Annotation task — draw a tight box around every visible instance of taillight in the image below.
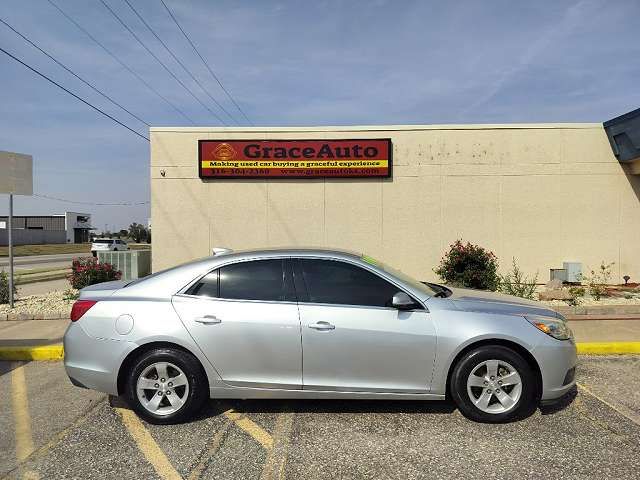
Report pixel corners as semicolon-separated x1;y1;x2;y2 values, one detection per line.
70;300;98;322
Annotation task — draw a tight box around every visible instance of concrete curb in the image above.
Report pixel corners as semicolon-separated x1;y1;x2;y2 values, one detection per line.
576;342;640;355
15;271;69;285
1;342;639;362
552;305;640;316
0;312;69;321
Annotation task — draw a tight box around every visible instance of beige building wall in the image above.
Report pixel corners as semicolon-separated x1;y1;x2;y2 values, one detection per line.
150;124;640;283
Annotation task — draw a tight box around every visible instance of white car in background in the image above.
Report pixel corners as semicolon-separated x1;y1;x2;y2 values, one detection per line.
91;238;129;256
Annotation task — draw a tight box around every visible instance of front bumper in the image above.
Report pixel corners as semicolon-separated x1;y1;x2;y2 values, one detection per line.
531;337;578;401
64;321;136;396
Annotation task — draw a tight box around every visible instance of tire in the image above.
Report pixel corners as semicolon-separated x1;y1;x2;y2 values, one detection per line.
125;347;208;424
450;345;537;423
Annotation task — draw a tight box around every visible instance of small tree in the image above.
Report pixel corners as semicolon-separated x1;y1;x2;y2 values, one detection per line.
0;271;17;304
498;258;538;299
434;240;499;291
128;222;149;243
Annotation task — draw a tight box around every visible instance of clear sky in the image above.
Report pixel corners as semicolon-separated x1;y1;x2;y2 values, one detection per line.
1;0;639;231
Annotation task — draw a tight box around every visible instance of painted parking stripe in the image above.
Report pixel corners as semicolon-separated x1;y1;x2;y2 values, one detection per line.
223;408;274;449
577;382;640;426
187;419;232;480
260;412;294;480
10;363;40;480
114;407;182;480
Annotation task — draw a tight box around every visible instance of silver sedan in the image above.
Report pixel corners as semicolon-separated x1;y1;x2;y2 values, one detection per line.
64;248;577;424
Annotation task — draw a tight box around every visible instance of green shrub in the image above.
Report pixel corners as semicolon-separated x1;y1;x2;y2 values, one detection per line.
67;257;122;290
498;258;538;299
434;240;499;291
567;286;585;306
0;270;17;304
579;261;614;301
63;288;80;301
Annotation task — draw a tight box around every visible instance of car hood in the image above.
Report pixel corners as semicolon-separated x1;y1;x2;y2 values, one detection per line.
447;286;560;318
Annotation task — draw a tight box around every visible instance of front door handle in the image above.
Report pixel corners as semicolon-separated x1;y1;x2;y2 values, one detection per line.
308;321;335;331
195;315;222;325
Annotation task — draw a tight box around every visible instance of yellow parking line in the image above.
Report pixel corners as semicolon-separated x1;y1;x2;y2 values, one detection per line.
10;363;40;480
114;407;182;480
187;419;232;480
223;408;273;449
260;412;294;480
577;382;640;426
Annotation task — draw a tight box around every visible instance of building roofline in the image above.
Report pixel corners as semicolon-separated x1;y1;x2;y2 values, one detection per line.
604;107;640;127
150;122;602;134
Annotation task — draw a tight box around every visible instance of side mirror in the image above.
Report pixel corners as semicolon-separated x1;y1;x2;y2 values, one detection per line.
391;291;418;310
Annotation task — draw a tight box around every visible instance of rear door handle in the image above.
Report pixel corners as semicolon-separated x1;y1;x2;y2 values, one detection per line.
308;321;335;331
195;315;222;325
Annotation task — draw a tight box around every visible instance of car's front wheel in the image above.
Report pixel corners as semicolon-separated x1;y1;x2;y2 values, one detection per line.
450;345;537;423
125;347;208;424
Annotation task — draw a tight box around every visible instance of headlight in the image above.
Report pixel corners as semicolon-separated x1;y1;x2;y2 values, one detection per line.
525;315;573;340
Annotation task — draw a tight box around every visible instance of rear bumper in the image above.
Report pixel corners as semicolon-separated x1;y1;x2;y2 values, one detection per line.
63;322;136;396
531;338;578;401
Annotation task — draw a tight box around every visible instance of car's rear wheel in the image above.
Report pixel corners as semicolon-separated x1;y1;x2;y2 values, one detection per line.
450;345;537;423
125;347;208;424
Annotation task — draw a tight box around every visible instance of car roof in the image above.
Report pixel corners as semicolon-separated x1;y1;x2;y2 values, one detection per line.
119;247;367;298
214;247;362;260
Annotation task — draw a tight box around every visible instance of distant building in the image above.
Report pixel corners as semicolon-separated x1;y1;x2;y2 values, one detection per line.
0;211;93;245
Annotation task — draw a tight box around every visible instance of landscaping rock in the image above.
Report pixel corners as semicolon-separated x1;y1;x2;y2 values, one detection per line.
545;278;564;290
539;289;573;301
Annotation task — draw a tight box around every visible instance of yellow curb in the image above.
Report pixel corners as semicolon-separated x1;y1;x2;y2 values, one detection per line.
0;345;64;361
576;342;640;355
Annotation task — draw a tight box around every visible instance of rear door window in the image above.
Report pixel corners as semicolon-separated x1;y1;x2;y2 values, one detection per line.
187;259;295;302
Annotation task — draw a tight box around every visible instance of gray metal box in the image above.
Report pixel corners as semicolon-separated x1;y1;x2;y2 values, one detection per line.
563;262;582;283
97;250;151;281
550;269;567;282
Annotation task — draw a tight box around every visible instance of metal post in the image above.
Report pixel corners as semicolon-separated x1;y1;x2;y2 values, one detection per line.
8;193;14;308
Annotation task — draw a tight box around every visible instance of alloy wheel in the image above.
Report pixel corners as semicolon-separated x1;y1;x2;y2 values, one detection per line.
136;361;190;416
466;359;522;414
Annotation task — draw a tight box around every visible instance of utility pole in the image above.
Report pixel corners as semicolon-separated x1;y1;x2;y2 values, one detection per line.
8;193;14;307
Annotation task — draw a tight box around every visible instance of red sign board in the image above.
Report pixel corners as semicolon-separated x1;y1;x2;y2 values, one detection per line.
199;139;392;178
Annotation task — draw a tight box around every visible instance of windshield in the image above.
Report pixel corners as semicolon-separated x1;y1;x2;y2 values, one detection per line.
361;255;442;297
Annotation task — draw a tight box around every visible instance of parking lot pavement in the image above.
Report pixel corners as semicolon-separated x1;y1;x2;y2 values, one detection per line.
1;357;639;480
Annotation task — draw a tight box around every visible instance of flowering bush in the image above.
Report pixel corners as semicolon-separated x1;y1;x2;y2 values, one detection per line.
68;257;122;290
434;240;499;291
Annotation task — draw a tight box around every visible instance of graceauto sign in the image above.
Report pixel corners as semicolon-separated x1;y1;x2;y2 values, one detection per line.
199;139;392;178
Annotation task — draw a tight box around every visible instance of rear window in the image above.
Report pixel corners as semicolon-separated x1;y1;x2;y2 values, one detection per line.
93;239;112;244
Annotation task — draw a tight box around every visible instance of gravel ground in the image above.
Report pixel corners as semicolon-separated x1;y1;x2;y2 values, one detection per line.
0;289;77;315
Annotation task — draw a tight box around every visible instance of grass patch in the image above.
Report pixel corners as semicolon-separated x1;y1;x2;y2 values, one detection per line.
0;243;151;257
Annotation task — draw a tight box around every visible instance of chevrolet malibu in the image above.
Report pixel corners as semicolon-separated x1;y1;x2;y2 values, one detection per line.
64;248;577;424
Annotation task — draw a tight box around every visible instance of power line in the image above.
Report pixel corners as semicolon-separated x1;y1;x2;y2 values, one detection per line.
160;0;253;126
98;0;227;125
33;194;149;206
0;45;149;141
0;16;149;127
124;0;240;125
46;0;195;125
